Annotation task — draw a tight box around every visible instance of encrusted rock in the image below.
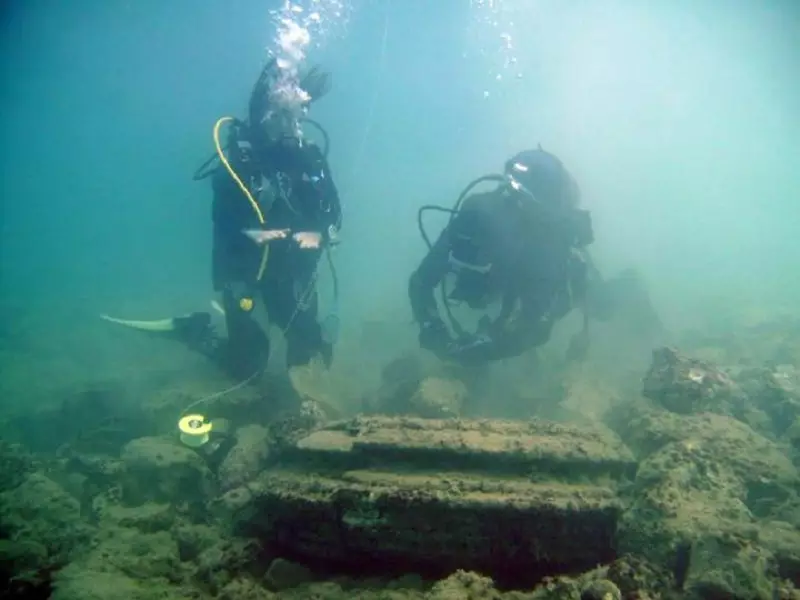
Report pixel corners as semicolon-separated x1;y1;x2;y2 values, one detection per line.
102;502;174;533
0;472;93;584
217;425;271;492
427;570;499;600
685;535;779;600
0;441;36;490
51;568;160;600
408;376;467;418
120;436;213;507
263;557;315;591
288;362;341;422
368;355;471;418
580;578;622;600
218;577;277;599
605;554;673;598
236;415;636;584
736;364;800;438
643;346;747;416
209;485;256;525
611;402;800;597
642;346;781;437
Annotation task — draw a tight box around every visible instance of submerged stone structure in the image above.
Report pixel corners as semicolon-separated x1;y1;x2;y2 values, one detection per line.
233;415;637;583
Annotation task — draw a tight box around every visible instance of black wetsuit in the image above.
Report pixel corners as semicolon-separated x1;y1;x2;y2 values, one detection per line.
210;130;342;377
409;186;594;363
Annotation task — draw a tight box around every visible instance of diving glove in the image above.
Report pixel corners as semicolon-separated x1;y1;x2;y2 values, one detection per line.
172;312;220;356
447;334;493;365
419;318;451;357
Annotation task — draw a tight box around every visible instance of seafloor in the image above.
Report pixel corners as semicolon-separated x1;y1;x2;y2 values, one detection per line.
1;304;799;599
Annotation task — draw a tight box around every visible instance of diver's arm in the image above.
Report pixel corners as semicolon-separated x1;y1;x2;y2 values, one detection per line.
309;147;343;245
211;148;255;237
321;180;342;245
581;250;615;321
409;230;451;325
564;210;610;321
468;293;555;362
209;142;269;292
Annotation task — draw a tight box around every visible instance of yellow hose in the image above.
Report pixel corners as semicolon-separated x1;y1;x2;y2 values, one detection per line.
213;116;270;281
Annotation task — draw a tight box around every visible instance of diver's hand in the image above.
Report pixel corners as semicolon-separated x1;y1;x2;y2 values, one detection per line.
293;231;322;249
242;228;290;245
447;334;493;365
419;318;451;357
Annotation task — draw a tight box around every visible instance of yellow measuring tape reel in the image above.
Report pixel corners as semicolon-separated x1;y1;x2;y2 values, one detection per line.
178;414;214;447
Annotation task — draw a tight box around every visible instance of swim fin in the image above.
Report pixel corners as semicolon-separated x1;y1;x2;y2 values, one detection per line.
101;311;220;355
100;314;177;332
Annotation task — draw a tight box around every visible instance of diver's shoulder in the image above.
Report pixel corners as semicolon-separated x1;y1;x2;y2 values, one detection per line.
461;188;506;210
299;139;327;160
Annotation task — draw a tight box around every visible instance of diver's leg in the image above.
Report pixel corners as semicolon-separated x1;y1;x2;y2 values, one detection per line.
216;285;271;379
288;289;331;368
170;312;222;358
267;274;331;369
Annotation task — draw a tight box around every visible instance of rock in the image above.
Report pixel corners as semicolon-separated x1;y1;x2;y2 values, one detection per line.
368;356;471;418
102;502;174;532
264;557;314;591
612;402;800;597
194;536;262;591
0;538;48;588
0;441;36;490
288;362;342;422
736;365;800;438
605;554;673;598
0;472;93;582
643;348;800;440
217;425;271;492
643;347;751;417
236;415;636;585
580;579;622;600
51;568;155;600
210;485;256;524
685;535;778;600
64;453;121;482
173;523;224;563
120;436;213;507
408;376;467;418
218;577;277;599
427;570;499;600
3;380;148;456
81;527;183;581
366;355;428;415
787;417;800;449
759;520;800;585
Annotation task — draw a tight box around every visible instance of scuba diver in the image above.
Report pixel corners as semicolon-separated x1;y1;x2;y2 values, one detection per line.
411;146;660;366
104;60;342;380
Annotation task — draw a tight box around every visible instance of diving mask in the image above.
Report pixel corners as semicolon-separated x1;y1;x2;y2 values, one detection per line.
506;163;542;207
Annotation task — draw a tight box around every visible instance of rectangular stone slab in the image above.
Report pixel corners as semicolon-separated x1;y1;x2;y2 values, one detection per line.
285;415;636;480
242;416;636;579
246;467;621;577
